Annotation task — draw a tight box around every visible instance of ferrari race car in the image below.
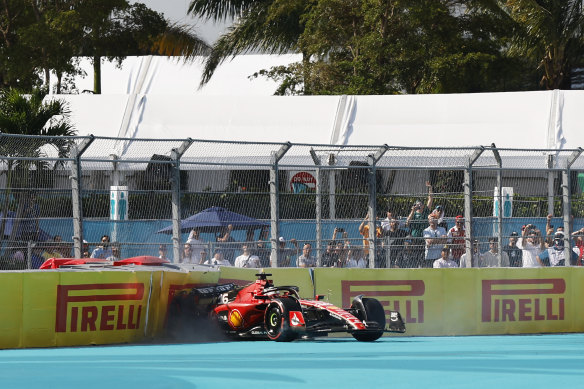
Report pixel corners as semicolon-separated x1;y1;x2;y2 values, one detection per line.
167;273;405;342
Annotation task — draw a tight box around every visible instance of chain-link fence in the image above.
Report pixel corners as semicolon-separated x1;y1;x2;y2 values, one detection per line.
1;133;583;270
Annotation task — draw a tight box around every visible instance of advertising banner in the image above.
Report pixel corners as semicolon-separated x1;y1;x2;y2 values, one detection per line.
476;268;583;335
313;267;584;336
289;171;317;193
0;273;25;349
493;186;513;217
110;185;129;221
3;266;584;349
54;271;159;347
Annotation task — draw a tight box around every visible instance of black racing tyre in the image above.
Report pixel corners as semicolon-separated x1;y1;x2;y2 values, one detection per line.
351;297;386;342
264;298;301;342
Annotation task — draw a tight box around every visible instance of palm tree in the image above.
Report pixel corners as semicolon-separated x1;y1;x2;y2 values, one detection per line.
0;88;75;242
478;0;584;89
150;23;211;60
188;0;309;92
73;1;211;94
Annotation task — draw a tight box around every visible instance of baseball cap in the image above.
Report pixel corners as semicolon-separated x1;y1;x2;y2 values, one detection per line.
278;237;285;243
554;231;565;238
510;231;518;237
455;215;464;222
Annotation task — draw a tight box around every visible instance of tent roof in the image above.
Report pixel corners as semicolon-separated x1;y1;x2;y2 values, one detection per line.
45;56;584;165
50;54;302;96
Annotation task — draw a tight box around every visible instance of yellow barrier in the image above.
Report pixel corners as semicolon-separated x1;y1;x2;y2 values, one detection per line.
313;267;584;336
2;267;584;349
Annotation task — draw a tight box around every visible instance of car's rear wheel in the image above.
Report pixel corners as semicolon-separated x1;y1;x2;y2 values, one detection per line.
351;297;386;342
264;298;301;342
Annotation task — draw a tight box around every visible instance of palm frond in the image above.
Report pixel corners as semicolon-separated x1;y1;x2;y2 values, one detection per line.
199;2;303;86
152;23;211;59
188;0;259;22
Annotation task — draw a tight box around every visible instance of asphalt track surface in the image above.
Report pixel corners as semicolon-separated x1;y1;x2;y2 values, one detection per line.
2;334;583;388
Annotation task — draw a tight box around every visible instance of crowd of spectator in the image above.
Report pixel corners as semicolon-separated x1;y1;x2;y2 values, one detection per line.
5;183;584;270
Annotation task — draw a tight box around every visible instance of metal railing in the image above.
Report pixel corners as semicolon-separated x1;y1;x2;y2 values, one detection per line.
1;133;583;269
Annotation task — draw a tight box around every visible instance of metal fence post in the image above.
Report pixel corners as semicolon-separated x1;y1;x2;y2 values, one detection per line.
70;136;94;258
563;148;583;265
171;139;194;264
367;145;388;268
548;155;555;216
328;154;336;220
465;147;484;267
270;143;291;267
492;144;503;266
310;148;322;267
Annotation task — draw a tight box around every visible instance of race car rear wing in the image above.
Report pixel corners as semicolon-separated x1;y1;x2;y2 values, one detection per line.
191;283;238;298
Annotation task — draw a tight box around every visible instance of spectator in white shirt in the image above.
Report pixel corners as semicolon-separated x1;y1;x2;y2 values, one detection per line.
186;228;206;263
423;216;447;267
480;237;510;267
517;224;544;268
433;247;458;268
345;247;367;268
460;239;481;268
234;244;261;268
205;250;231;266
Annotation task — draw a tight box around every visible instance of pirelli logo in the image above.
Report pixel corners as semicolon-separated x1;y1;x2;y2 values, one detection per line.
56;283;145;333
341;280;425;323
482;279;566;322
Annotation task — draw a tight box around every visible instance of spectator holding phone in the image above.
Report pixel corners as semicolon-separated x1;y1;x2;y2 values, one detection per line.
504;232;523;267
517;223;544;267
538;231;578;266
406;181;434;260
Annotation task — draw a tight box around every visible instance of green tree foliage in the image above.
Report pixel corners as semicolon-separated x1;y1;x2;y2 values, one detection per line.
0;1;210;93
299;0;539;94
75;1;210;94
0;87;76;240
189;0;308;89
477;0;584;89
196;0;556;94
0;0;39;90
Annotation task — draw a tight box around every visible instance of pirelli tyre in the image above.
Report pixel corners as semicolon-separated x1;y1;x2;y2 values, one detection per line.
264;298;302;342
351;297;386;342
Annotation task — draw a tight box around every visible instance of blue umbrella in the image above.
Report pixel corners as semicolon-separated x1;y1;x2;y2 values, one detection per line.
156;206;268;234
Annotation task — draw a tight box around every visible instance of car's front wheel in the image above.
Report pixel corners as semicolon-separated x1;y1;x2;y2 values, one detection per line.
351;297;386;342
264;298;301;342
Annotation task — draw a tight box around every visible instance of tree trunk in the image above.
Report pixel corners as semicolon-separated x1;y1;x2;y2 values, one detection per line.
57;72;62;94
302;51;311;95
44;67;50;88
93;56;102;94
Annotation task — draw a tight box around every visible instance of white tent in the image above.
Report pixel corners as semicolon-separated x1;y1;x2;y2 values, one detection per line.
50;56;584;153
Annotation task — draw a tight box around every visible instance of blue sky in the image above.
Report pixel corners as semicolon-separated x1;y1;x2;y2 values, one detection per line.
131;0;232;44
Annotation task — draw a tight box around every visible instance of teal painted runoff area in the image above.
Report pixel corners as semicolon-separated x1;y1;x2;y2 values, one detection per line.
2;334;583;388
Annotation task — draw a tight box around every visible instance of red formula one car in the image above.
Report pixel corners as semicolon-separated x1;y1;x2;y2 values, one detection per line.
167;273;405;342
